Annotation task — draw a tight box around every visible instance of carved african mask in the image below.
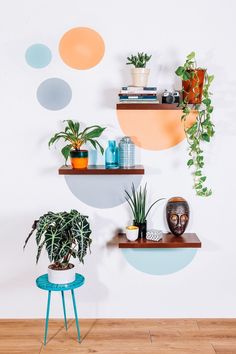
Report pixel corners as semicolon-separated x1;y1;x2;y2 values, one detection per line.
166;197;190;236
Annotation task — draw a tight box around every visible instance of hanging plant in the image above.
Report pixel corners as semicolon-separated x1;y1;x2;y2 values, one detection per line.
175;52;215;197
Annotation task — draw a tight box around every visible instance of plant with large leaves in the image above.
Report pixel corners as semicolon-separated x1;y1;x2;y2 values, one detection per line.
175;52;215;197
48;120;106;164
24;209;92;269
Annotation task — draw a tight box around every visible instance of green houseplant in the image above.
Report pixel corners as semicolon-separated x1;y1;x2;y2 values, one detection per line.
49;120;106;169
126;52;152;87
24;209;92;284
125;183;164;238
175;52;215;197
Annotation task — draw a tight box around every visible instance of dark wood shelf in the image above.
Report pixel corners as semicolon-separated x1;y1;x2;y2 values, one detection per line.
58;165;145;175
116;103;182;110
117;233;201;249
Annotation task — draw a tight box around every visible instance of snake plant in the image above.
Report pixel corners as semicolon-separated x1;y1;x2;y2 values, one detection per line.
24;210;92;269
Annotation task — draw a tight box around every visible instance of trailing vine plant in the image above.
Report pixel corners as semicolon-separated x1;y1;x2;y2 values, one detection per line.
175;52;215;197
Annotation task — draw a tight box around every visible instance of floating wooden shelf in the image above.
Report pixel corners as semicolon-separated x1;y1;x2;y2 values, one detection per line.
58;165;145;175
116;103;181;110
117;233;201;249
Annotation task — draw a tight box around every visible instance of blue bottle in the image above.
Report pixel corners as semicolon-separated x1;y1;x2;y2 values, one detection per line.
105;140;119;169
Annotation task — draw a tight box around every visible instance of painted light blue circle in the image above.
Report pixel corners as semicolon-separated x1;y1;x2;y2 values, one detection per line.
25;44;52;68
121;248;198;275
37;78;72;110
65;175;143;209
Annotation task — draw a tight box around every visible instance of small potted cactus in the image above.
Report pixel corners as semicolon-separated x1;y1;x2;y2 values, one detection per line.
126;52;152;87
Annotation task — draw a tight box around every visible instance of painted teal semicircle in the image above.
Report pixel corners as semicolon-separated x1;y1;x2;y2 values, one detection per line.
121;248;198;275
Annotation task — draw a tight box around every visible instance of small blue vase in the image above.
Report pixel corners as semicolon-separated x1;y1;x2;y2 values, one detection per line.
105;140;119;169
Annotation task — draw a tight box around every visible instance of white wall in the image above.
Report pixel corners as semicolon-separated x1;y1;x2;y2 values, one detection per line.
1;0;236;318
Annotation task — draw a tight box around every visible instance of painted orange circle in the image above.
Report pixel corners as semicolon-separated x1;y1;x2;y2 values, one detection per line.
59;27;105;70
117;110;197;150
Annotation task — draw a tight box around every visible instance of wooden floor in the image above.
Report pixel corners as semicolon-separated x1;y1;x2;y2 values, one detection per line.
1;319;236;354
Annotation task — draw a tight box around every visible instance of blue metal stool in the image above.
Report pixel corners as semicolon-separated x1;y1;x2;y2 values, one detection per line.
36;273;85;345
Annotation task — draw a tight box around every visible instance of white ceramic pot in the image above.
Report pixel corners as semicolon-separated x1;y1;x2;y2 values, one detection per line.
131;68;150;87
48;264;76;284
126;226;139;241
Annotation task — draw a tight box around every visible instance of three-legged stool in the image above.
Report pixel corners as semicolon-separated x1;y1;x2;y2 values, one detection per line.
36;273;85;345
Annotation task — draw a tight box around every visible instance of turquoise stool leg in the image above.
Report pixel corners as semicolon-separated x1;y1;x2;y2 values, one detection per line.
71;289;81;342
61;291;68;331
44;290;51;345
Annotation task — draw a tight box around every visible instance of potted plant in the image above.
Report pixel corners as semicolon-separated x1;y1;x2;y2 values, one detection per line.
175;52;215;197
49;120;106;169
23;209;92;284
126;52;152;87
125;183;164;238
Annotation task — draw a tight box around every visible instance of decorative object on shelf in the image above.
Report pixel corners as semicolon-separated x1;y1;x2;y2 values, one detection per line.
126;52;152;87
125;183;164;239
161;90;180;104
118;136;135;168
119;86;158;104
48;120;106;169
175;52;215;197
166;197;189;236
105;140;119;169
126;225;139;241
146;229;163;242
23;209;92;284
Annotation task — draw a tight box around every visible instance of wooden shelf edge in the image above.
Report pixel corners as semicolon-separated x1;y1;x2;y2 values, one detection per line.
116;103;182;110
117;233;201;249
58;165;145;175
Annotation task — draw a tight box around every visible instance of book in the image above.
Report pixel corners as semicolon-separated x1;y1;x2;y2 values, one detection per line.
119;95;157;99
118;100;160;104
122;86;157;91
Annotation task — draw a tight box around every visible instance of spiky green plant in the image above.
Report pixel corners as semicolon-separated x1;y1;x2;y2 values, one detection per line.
24;210;92;269
48;120;106;164
125;183;164;223
126;52;152;68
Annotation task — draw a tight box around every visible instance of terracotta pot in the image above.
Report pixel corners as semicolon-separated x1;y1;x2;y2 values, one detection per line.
133;220;147;239
131;68;150;87
70;150;88;169
48;263;75;284
182;69;205;104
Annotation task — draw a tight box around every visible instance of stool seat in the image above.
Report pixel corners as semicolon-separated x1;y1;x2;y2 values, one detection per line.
36;273;85;291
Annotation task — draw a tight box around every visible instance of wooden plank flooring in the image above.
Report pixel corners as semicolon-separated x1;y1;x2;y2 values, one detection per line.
0;319;236;354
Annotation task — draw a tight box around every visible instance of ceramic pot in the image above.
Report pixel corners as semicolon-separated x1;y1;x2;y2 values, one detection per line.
48;264;76;284
131;68;150;87
182;69;205;104
126;225;139;241
133;220;147;238
70;150;88;169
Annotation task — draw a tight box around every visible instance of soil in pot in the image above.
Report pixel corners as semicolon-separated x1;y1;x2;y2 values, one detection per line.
70;149;88;169
182;69;205;104
133;220;147;239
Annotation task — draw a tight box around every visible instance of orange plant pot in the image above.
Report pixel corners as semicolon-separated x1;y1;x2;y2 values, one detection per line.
70;150;88;169
182;69;205;104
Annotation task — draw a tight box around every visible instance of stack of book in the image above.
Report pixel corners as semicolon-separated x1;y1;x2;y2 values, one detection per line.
118;86;159;103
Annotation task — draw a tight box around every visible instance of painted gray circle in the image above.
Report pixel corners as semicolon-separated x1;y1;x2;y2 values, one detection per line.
65;175;143;209
36;78;72;110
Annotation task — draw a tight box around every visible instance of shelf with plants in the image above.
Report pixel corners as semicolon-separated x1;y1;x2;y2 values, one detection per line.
58;165;145;175
116;232;201;249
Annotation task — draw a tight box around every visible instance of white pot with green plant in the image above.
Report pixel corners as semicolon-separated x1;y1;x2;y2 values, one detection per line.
48;120;106;169
126;52;152;87
125;183;164;239
24;209;92;284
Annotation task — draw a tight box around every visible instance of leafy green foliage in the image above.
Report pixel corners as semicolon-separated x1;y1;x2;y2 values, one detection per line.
125;183;164;223
175;52;215;197
126;52;152;68
23;210;92;269
48;120;106;164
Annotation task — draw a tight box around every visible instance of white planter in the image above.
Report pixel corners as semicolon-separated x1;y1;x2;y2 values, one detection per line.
131;68;150;87
126;226;139;241
48;264;76;284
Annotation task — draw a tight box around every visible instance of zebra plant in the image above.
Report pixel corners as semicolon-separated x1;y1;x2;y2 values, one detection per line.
24;210;92;270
